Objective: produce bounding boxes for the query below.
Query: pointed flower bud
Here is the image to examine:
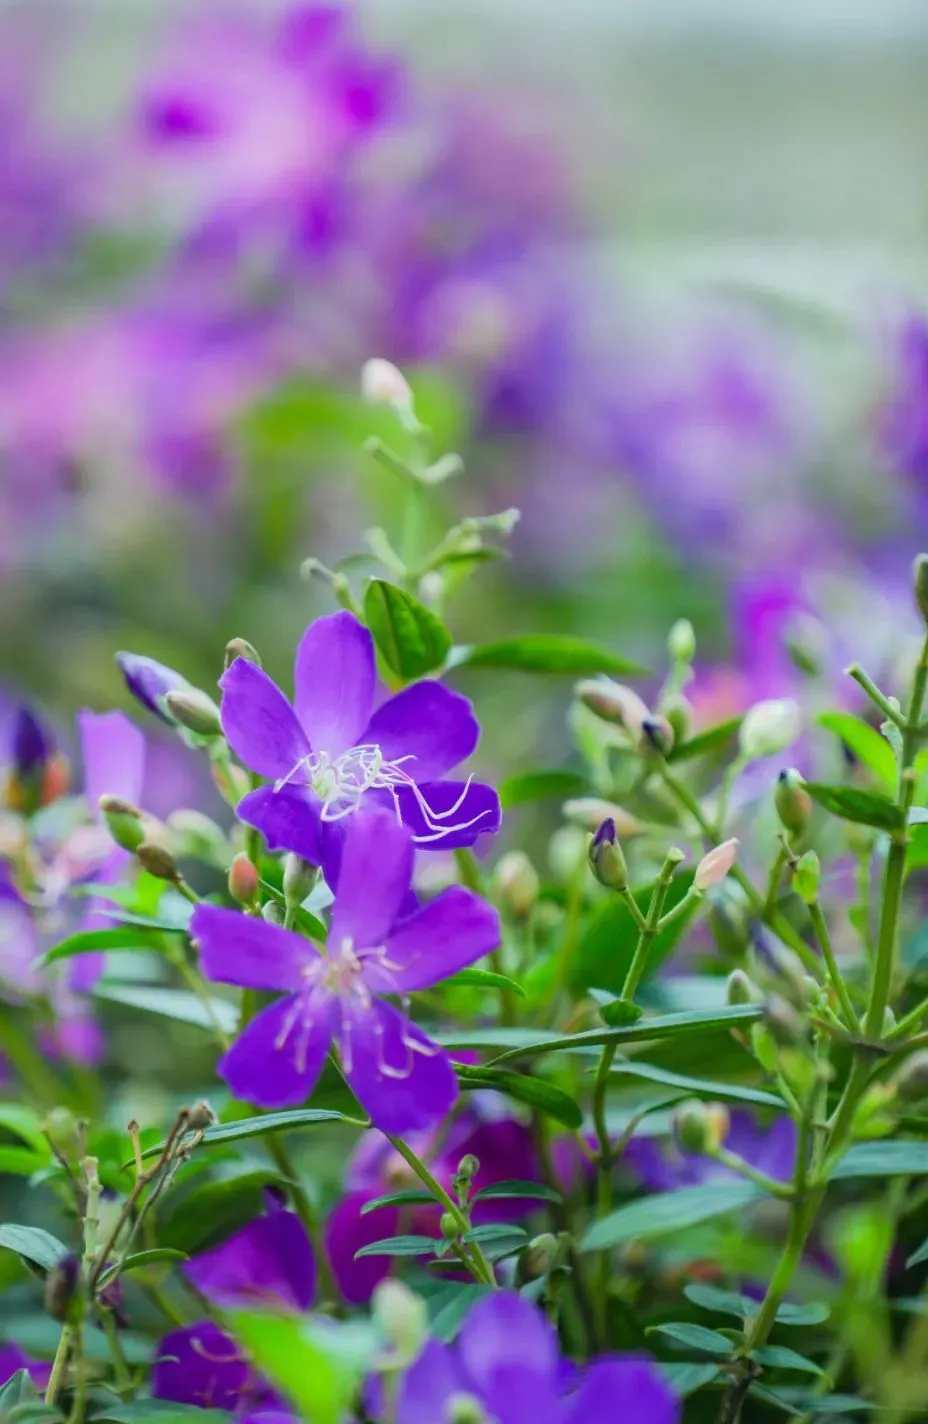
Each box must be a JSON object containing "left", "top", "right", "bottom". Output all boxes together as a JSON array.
[
  {"left": 439, "top": 1211, "right": 459, "bottom": 1240},
  {"left": 726, "top": 969, "right": 759, "bottom": 1006},
  {"left": 673, "top": 1101, "right": 729, "bottom": 1155},
  {"left": 372, "top": 1279, "right": 428, "bottom": 1362},
  {"left": 44, "top": 1253, "right": 82, "bottom": 1324},
  {"left": 224, "top": 637, "right": 262, "bottom": 671},
  {"left": 663, "top": 696, "right": 693, "bottom": 748},
  {"left": 456, "top": 1154, "right": 480, "bottom": 1183},
  {"left": 668, "top": 619, "right": 696, "bottom": 664},
  {"left": 229, "top": 853, "right": 259, "bottom": 907},
  {"left": 739, "top": 698, "right": 801, "bottom": 761},
  {"left": 517, "top": 1233, "right": 558, "bottom": 1284},
  {"left": 491, "top": 851, "right": 539, "bottom": 919},
  {"left": 10, "top": 706, "right": 53, "bottom": 780},
  {"left": 639, "top": 714, "right": 675, "bottom": 758},
  {"left": 914, "top": 553, "right": 928, "bottom": 625},
  {"left": 775, "top": 768, "right": 812, "bottom": 836},
  {"left": 262, "top": 900, "right": 284, "bottom": 926},
  {"left": 4, "top": 706, "right": 67, "bottom": 813},
  {"left": 136, "top": 841, "right": 178, "bottom": 882},
  {"left": 116, "top": 652, "right": 191, "bottom": 725},
  {"left": 588, "top": 818, "right": 628, "bottom": 892},
  {"left": 99, "top": 795, "right": 147, "bottom": 854},
  {"left": 283, "top": 853, "right": 317, "bottom": 911},
  {"left": 361, "top": 358, "right": 415, "bottom": 420},
  {"left": 575, "top": 679, "right": 649, "bottom": 735},
  {"left": 694, "top": 839, "right": 738, "bottom": 891},
  {"left": 164, "top": 689, "right": 222, "bottom": 739}
]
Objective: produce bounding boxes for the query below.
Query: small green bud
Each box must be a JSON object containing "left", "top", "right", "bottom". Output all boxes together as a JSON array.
[
  {"left": 667, "top": 619, "right": 696, "bottom": 664},
  {"left": 600, "top": 997, "right": 643, "bottom": 1027},
  {"left": 588, "top": 818, "right": 628, "bottom": 892},
  {"left": 283, "top": 853, "right": 318, "bottom": 911},
  {"left": 775, "top": 769, "right": 813, "bottom": 837},
  {"left": 447, "top": 1394, "right": 490, "bottom": 1424},
  {"left": 673, "top": 1101, "right": 729, "bottom": 1155},
  {"left": 491, "top": 851, "right": 539, "bottom": 919},
  {"left": 792, "top": 850, "right": 821, "bottom": 906},
  {"left": 136, "top": 841, "right": 178, "bottom": 882},
  {"left": 224, "top": 637, "right": 262, "bottom": 671},
  {"left": 913, "top": 554, "right": 928, "bottom": 624},
  {"left": 726, "top": 969, "right": 758, "bottom": 1006},
  {"left": 164, "top": 688, "right": 223, "bottom": 739},
  {"left": 439, "top": 1211, "right": 459, "bottom": 1240},
  {"left": 638, "top": 714, "right": 675, "bottom": 758},
  {"left": 98, "top": 795, "right": 147, "bottom": 854},
  {"left": 739, "top": 698, "right": 801, "bottom": 761},
  {"left": 42, "top": 1107, "right": 84, "bottom": 1166},
  {"left": 574, "top": 679, "right": 649, "bottom": 735},
  {"left": 750, "top": 1022, "right": 780, "bottom": 1074},
  {"left": 456, "top": 1154, "right": 480, "bottom": 1182},
  {"left": 229, "top": 853, "right": 260, "bottom": 907},
  {"left": 516, "top": 1233, "right": 558, "bottom": 1284},
  {"left": 663, "top": 696, "right": 693, "bottom": 748}
]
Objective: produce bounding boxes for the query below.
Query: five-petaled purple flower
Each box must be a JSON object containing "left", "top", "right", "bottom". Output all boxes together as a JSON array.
[
  {"left": 397, "top": 1290, "right": 679, "bottom": 1424},
  {"left": 192, "top": 808, "right": 500, "bottom": 1133},
  {"left": 219, "top": 610, "right": 501, "bottom": 870},
  {"left": 183, "top": 1189, "right": 316, "bottom": 1312}
]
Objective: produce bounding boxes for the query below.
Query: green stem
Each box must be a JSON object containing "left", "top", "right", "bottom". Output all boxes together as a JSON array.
[
  {"left": 65, "top": 1329, "right": 87, "bottom": 1424},
  {"left": 98, "top": 1309, "right": 132, "bottom": 1391},
  {"left": 384, "top": 1133, "right": 495, "bottom": 1288},
  {"left": 763, "top": 845, "right": 789, "bottom": 916},
  {"left": 708, "top": 1147, "right": 794, "bottom": 1200},
  {"left": 846, "top": 663, "right": 906, "bottom": 727},
  {"left": 45, "top": 1325, "right": 71, "bottom": 1407},
  {"left": 807, "top": 900, "right": 859, "bottom": 1031},
  {"left": 265, "top": 1133, "right": 342, "bottom": 1307}
]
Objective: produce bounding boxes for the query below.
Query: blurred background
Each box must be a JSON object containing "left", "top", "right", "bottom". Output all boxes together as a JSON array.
[{"left": 2, "top": 0, "right": 928, "bottom": 792}]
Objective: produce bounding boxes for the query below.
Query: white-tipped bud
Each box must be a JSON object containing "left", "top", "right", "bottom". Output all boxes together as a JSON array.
[
  {"left": 668, "top": 619, "right": 696, "bottom": 664},
  {"left": 361, "top": 358, "right": 414, "bottom": 416},
  {"left": 694, "top": 839, "right": 739, "bottom": 891},
  {"left": 739, "top": 698, "right": 801, "bottom": 761},
  {"left": 575, "top": 679, "right": 650, "bottom": 736}
]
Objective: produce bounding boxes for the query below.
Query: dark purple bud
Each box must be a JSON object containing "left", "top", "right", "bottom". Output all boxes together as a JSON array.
[
  {"left": 588, "top": 817, "right": 628, "bottom": 891},
  {"left": 4, "top": 706, "right": 67, "bottom": 813},
  {"left": 44, "top": 1253, "right": 82, "bottom": 1324},
  {"left": 10, "top": 706, "right": 54, "bottom": 779},
  {"left": 115, "top": 652, "right": 190, "bottom": 724}
]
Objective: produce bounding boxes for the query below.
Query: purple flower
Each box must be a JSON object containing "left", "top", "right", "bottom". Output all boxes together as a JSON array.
[
  {"left": 879, "top": 314, "right": 928, "bottom": 499},
  {"left": 183, "top": 1194, "right": 315, "bottom": 1312},
  {"left": 152, "top": 1321, "right": 251, "bottom": 1411},
  {"left": 397, "top": 1291, "right": 679, "bottom": 1424},
  {"left": 221, "top": 610, "right": 500, "bottom": 864},
  {"left": 115, "top": 652, "right": 192, "bottom": 725},
  {"left": 0, "top": 1341, "right": 50, "bottom": 1392},
  {"left": 193, "top": 808, "right": 499, "bottom": 1132},
  {"left": 9, "top": 705, "right": 53, "bottom": 780},
  {"left": 626, "top": 1110, "right": 796, "bottom": 1194}
]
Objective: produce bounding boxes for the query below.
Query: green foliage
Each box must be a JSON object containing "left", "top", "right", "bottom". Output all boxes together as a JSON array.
[{"left": 364, "top": 579, "right": 452, "bottom": 679}]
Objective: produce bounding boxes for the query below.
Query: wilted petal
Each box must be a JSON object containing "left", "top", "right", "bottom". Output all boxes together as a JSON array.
[
  {"left": 220, "top": 660, "right": 310, "bottom": 781},
  {"left": 184, "top": 1209, "right": 315, "bottom": 1312},
  {"left": 218, "top": 994, "right": 333, "bottom": 1109},
  {"left": 385, "top": 779, "right": 501, "bottom": 848},
  {"left": 237, "top": 785, "right": 323, "bottom": 864},
  {"left": 367, "top": 887, "right": 499, "bottom": 994},
  {"left": 362, "top": 682, "right": 479, "bottom": 780},
  {"left": 324, "top": 1191, "right": 400, "bottom": 1306},
  {"left": 397, "top": 1339, "right": 466, "bottom": 1424},
  {"left": 339, "top": 1000, "right": 457, "bottom": 1135},
  {"left": 328, "top": 810, "right": 414, "bottom": 951},
  {"left": 193, "top": 905, "right": 311, "bottom": 991},
  {"left": 293, "top": 611, "right": 375, "bottom": 757},
  {"left": 78, "top": 709, "right": 145, "bottom": 811},
  {"left": 152, "top": 1322, "right": 250, "bottom": 1410}
]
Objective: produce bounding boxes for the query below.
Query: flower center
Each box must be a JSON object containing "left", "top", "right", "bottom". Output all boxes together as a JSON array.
[{"left": 274, "top": 742, "right": 492, "bottom": 844}]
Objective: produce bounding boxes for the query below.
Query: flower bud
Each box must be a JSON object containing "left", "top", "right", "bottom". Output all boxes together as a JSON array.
[
  {"left": 894, "top": 1051, "right": 928, "bottom": 1103},
  {"left": 164, "top": 689, "right": 223, "bottom": 740},
  {"left": 673, "top": 1101, "right": 729, "bottom": 1156},
  {"left": 456, "top": 1154, "right": 480, "bottom": 1182},
  {"left": 588, "top": 818, "right": 628, "bottom": 892},
  {"left": 167, "top": 810, "right": 227, "bottom": 864},
  {"left": 638, "top": 715, "right": 675, "bottom": 758},
  {"left": 224, "top": 637, "right": 262, "bottom": 671},
  {"left": 516, "top": 1233, "right": 558, "bottom": 1284},
  {"left": 136, "top": 841, "right": 178, "bottom": 882},
  {"left": 99, "top": 795, "right": 147, "bottom": 854},
  {"left": 116, "top": 652, "right": 191, "bottom": 725},
  {"left": 667, "top": 619, "right": 696, "bottom": 665},
  {"left": 361, "top": 357, "right": 414, "bottom": 413},
  {"left": 763, "top": 994, "right": 805, "bottom": 1047},
  {"left": 447, "top": 1395, "right": 490, "bottom": 1424},
  {"left": 739, "top": 698, "right": 801, "bottom": 761},
  {"left": 726, "top": 969, "right": 759, "bottom": 1006},
  {"left": 262, "top": 900, "right": 284, "bottom": 926},
  {"left": 750, "top": 1023, "right": 780, "bottom": 1074},
  {"left": 491, "top": 851, "right": 539, "bottom": 919},
  {"left": 186, "top": 1100, "right": 217, "bottom": 1132},
  {"left": 600, "top": 997, "right": 643, "bottom": 1027},
  {"left": 42, "top": 1107, "right": 84, "bottom": 1166},
  {"left": 663, "top": 696, "right": 693, "bottom": 748},
  {"left": 562, "top": 798, "right": 641, "bottom": 837},
  {"left": 792, "top": 850, "right": 821, "bottom": 906},
  {"left": 913, "top": 553, "right": 928, "bottom": 624},
  {"left": 372, "top": 1279, "right": 428, "bottom": 1362},
  {"left": 229, "top": 853, "right": 259, "bottom": 907},
  {"left": 4, "top": 707, "right": 68, "bottom": 814},
  {"left": 574, "top": 679, "right": 649, "bottom": 736},
  {"left": 694, "top": 839, "right": 738, "bottom": 891},
  {"left": 439, "top": 1211, "right": 459, "bottom": 1240},
  {"left": 44, "top": 1253, "right": 83, "bottom": 1324},
  {"left": 283, "top": 853, "right": 317, "bottom": 911},
  {"left": 775, "top": 769, "right": 812, "bottom": 837}
]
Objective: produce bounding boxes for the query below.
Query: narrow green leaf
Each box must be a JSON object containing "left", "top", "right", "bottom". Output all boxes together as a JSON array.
[
  {"left": 460, "top": 1224, "right": 528, "bottom": 1261},
  {"left": 579, "top": 1181, "right": 761, "bottom": 1252},
  {"left": 833, "top": 1140, "right": 928, "bottom": 1179},
  {"left": 667, "top": 718, "right": 743, "bottom": 765},
  {"left": 110, "top": 1248, "right": 190, "bottom": 1275},
  {"left": 761, "top": 1391, "right": 876, "bottom": 1415},
  {"left": 138, "top": 1108, "right": 362, "bottom": 1162},
  {"left": 451, "top": 635, "right": 647, "bottom": 677},
  {"left": 818, "top": 713, "right": 897, "bottom": 793},
  {"left": 364, "top": 579, "right": 451, "bottom": 679},
  {"left": 0, "top": 1371, "right": 38, "bottom": 1411},
  {"left": 0, "top": 1106, "right": 53, "bottom": 1158},
  {"left": 455, "top": 1064, "right": 582, "bottom": 1128},
  {"left": 486, "top": 1004, "right": 764, "bottom": 1066},
  {"left": 804, "top": 783, "right": 902, "bottom": 831},
  {"left": 428, "top": 1283, "right": 493, "bottom": 1341},
  {"left": 609, "top": 1059, "right": 785, "bottom": 1110},
  {"left": 88, "top": 1407, "right": 228, "bottom": 1424},
  {"left": 39, "top": 926, "right": 164, "bottom": 967},
  {"left": 752, "top": 1345, "right": 827, "bottom": 1377},
  {"left": 472, "top": 1180, "right": 563, "bottom": 1205},
  {"left": 94, "top": 984, "right": 238, "bottom": 1035},
  {"left": 684, "top": 1283, "right": 828, "bottom": 1325},
  {"left": 101, "top": 905, "right": 192, "bottom": 933},
  {"left": 659, "top": 1362, "right": 722, "bottom": 1396},
  {"left": 0, "top": 1225, "right": 69, "bottom": 1271},
  {"left": 360, "top": 1190, "right": 435, "bottom": 1215},
  {"left": 445, "top": 968, "right": 526, "bottom": 999},
  {"left": 649, "top": 1323, "right": 733, "bottom": 1357},
  {"left": 354, "top": 1235, "right": 439, "bottom": 1259},
  {"left": 499, "top": 769, "right": 587, "bottom": 808}
]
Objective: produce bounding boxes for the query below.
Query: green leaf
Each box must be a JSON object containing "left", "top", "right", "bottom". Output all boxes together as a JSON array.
[
  {"left": 445, "top": 968, "right": 526, "bottom": 999},
  {"left": 451, "top": 635, "right": 646, "bottom": 677},
  {"left": 684, "top": 1283, "right": 829, "bottom": 1325},
  {"left": 88, "top": 1407, "right": 228, "bottom": 1424},
  {"left": 0, "top": 1106, "right": 53, "bottom": 1157},
  {"left": 364, "top": 579, "right": 451, "bottom": 679},
  {"left": 359, "top": 1190, "right": 436, "bottom": 1215},
  {"left": 353, "top": 1235, "right": 439, "bottom": 1259},
  {"left": 108, "top": 1248, "right": 190, "bottom": 1276},
  {"left": 94, "top": 984, "right": 238, "bottom": 1035},
  {"left": 804, "top": 783, "right": 903, "bottom": 831},
  {"left": 649, "top": 1323, "right": 733, "bottom": 1357},
  {"left": 38, "top": 926, "right": 166, "bottom": 966},
  {"left": 230, "top": 1311, "right": 376, "bottom": 1424},
  {"left": 579, "top": 1181, "right": 761, "bottom": 1252},
  {"left": 454, "top": 1064, "right": 582, "bottom": 1129},
  {"left": 157, "top": 1170, "right": 284, "bottom": 1255},
  {"left": 906, "top": 1237, "right": 928, "bottom": 1268},
  {"left": 667, "top": 718, "right": 743, "bottom": 765},
  {"left": 486, "top": 1004, "right": 763, "bottom": 1066},
  {"left": 428, "top": 1282, "right": 493, "bottom": 1341},
  {"left": 472, "top": 1180, "right": 563, "bottom": 1205},
  {"left": 818, "top": 713, "right": 897, "bottom": 793},
  {"left": 101, "top": 904, "right": 192, "bottom": 933},
  {"left": 659, "top": 1362, "right": 722, "bottom": 1396},
  {"left": 0, "top": 1147, "right": 49, "bottom": 1176},
  {"left": 499, "top": 769, "right": 587, "bottom": 809},
  {"left": 569, "top": 871, "right": 699, "bottom": 996},
  {"left": 752, "top": 1345, "right": 827, "bottom": 1377},
  {"left": 833, "top": 1140, "right": 928, "bottom": 1180},
  {"left": 0, "top": 1371, "right": 38, "bottom": 1411},
  {"left": 138, "top": 1108, "right": 361, "bottom": 1161},
  {"left": 0, "top": 1225, "right": 69, "bottom": 1271},
  {"left": 461, "top": 1224, "right": 528, "bottom": 1261},
  {"left": 761, "top": 1391, "right": 877, "bottom": 1415},
  {"left": 609, "top": 1059, "right": 785, "bottom": 1110}
]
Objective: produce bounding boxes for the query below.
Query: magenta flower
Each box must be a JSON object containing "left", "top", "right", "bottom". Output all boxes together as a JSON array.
[
  {"left": 221, "top": 610, "right": 500, "bottom": 865},
  {"left": 183, "top": 1193, "right": 315, "bottom": 1312},
  {"left": 397, "top": 1291, "right": 679, "bottom": 1424},
  {"left": 152, "top": 1321, "right": 251, "bottom": 1411},
  {"left": 193, "top": 808, "right": 500, "bottom": 1132}
]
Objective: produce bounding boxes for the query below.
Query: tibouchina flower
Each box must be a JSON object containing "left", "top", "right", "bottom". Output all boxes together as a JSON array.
[
  {"left": 397, "top": 1290, "right": 679, "bottom": 1424},
  {"left": 193, "top": 809, "right": 500, "bottom": 1133},
  {"left": 219, "top": 610, "right": 501, "bottom": 866},
  {"left": 183, "top": 1193, "right": 315, "bottom": 1311},
  {"left": 152, "top": 1321, "right": 251, "bottom": 1411}
]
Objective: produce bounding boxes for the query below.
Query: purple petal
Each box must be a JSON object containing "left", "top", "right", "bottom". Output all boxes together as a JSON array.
[
  {"left": 338, "top": 1000, "right": 457, "bottom": 1135},
  {"left": 68, "top": 952, "right": 105, "bottom": 994},
  {"left": 184, "top": 1209, "right": 315, "bottom": 1312},
  {"left": 78, "top": 709, "right": 145, "bottom": 811},
  {"left": 220, "top": 659, "right": 310, "bottom": 781},
  {"left": 561, "top": 1359, "right": 679, "bottom": 1424},
  {"left": 397, "top": 1339, "right": 466, "bottom": 1424},
  {"left": 323, "top": 1191, "right": 400, "bottom": 1305},
  {"left": 237, "top": 785, "right": 323, "bottom": 863},
  {"left": 152, "top": 1322, "right": 250, "bottom": 1410},
  {"left": 386, "top": 779, "right": 501, "bottom": 848},
  {"left": 219, "top": 994, "right": 333, "bottom": 1109},
  {"left": 370, "top": 886, "right": 500, "bottom": 993},
  {"left": 320, "top": 822, "right": 420, "bottom": 921},
  {"left": 293, "top": 611, "right": 375, "bottom": 757},
  {"left": 328, "top": 809, "right": 414, "bottom": 951},
  {"left": 362, "top": 681, "right": 479, "bottom": 780},
  {"left": 10, "top": 706, "right": 54, "bottom": 777},
  {"left": 458, "top": 1292, "right": 558, "bottom": 1399},
  {"left": 0, "top": 881, "right": 41, "bottom": 994},
  {"left": 193, "top": 905, "right": 311, "bottom": 991},
  {"left": 116, "top": 653, "right": 190, "bottom": 725}
]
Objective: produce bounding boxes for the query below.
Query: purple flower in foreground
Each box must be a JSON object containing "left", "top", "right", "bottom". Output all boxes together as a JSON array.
[
  {"left": 193, "top": 808, "right": 499, "bottom": 1132},
  {"left": 626, "top": 1110, "right": 796, "bottom": 1193},
  {"left": 183, "top": 1193, "right": 315, "bottom": 1311},
  {"left": 398, "top": 1291, "right": 679, "bottom": 1424},
  {"left": 220, "top": 610, "right": 500, "bottom": 866},
  {"left": 152, "top": 1321, "right": 251, "bottom": 1411},
  {"left": 0, "top": 1341, "right": 51, "bottom": 1392}
]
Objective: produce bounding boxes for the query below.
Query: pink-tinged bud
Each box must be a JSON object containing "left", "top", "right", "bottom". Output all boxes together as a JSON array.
[
  {"left": 694, "top": 839, "right": 739, "bottom": 891},
  {"left": 575, "top": 679, "right": 650, "bottom": 735},
  {"left": 224, "top": 637, "right": 261, "bottom": 671},
  {"left": 136, "top": 841, "right": 178, "bottom": 882},
  {"left": 361, "top": 358, "right": 414, "bottom": 413},
  {"left": 228, "top": 853, "right": 259, "bottom": 907}
]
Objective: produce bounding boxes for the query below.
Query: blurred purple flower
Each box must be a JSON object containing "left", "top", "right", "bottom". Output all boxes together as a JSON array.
[
  {"left": 194, "top": 808, "right": 499, "bottom": 1130},
  {"left": 223, "top": 611, "right": 500, "bottom": 863},
  {"left": 152, "top": 1321, "right": 251, "bottom": 1412},
  {"left": 0, "top": 1341, "right": 51, "bottom": 1392},
  {"left": 626, "top": 1110, "right": 796, "bottom": 1193},
  {"left": 879, "top": 315, "right": 928, "bottom": 501},
  {"left": 183, "top": 1193, "right": 315, "bottom": 1312}
]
